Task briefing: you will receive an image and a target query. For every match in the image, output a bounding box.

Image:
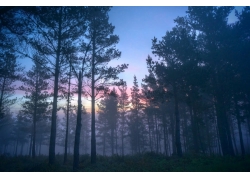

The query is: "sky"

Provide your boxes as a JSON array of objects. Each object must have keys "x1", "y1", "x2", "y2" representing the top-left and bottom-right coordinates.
[
  {"x1": 108, "y1": 6, "x2": 188, "y2": 89},
  {"x1": 11, "y1": 5, "x2": 244, "y2": 113}
]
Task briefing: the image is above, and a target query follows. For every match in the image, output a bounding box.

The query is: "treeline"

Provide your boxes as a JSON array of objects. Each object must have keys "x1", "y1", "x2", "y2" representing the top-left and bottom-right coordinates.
[{"x1": 1, "y1": 6, "x2": 250, "y2": 171}]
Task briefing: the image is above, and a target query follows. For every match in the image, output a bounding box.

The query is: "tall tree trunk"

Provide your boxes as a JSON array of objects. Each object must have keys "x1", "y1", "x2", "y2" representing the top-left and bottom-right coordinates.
[
  {"x1": 155, "y1": 114, "x2": 159, "y2": 154},
  {"x1": 91, "y1": 31, "x2": 96, "y2": 163},
  {"x1": 0, "y1": 75, "x2": 6, "y2": 118},
  {"x1": 39, "y1": 141, "x2": 41, "y2": 156},
  {"x1": 162, "y1": 112, "x2": 168, "y2": 156},
  {"x1": 173, "y1": 83, "x2": 182, "y2": 157},
  {"x1": 189, "y1": 105, "x2": 199, "y2": 154},
  {"x1": 235, "y1": 98, "x2": 245, "y2": 156},
  {"x1": 73, "y1": 71, "x2": 83, "y2": 171},
  {"x1": 20, "y1": 142, "x2": 23, "y2": 156},
  {"x1": 230, "y1": 122, "x2": 238, "y2": 156},
  {"x1": 15, "y1": 140, "x2": 18, "y2": 156},
  {"x1": 121, "y1": 114, "x2": 125, "y2": 156},
  {"x1": 64, "y1": 60, "x2": 72, "y2": 164},
  {"x1": 29, "y1": 135, "x2": 32, "y2": 157},
  {"x1": 214, "y1": 74, "x2": 234, "y2": 156},
  {"x1": 49, "y1": 7, "x2": 62, "y2": 165},
  {"x1": 32, "y1": 76, "x2": 38, "y2": 159},
  {"x1": 170, "y1": 113, "x2": 176, "y2": 155},
  {"x1": 147, "y1": 115, "x2": 153, "y2": 152}
]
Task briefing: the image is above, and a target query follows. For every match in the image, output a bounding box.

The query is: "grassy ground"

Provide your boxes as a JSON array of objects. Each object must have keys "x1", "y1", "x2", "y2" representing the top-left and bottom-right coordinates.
[{"x1": 1, "y1": 152, "x2": 250, "y2": 172}]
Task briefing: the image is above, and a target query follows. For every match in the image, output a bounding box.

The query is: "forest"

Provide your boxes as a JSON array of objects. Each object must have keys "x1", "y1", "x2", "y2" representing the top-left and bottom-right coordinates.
[{"x1": 1, "y1": 6, "x2": 250, "y2": 172}]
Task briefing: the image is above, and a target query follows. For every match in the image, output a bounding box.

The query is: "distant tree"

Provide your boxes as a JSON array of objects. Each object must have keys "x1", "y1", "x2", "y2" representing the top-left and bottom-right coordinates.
[
  {"x1": 0, "y1": 109, "x2": 15, "y2": 154},
  {"x1": 97, "y1": 88, "x2": 119, "y2": 155},
  {"x1": 0, "y1": 51, "x2": 23, "y2": 119},
  {"x1": 118, "y1": 82, "x2": 130, "y2": 156},
  {"x1": 19, "y1": 55, "x2": 51, "y2": 158},
  {"x1": 13, "y1": 111, "x2": 31, "y2": 156},
  {"x1": 128, "y1": 76, "x2": 145, "y2": 154}
]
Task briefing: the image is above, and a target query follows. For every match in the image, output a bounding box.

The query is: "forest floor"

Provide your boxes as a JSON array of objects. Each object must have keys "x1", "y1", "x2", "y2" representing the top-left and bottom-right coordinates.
[{"x1": 1, "y1": 152, "x2": 250, "y2": 172}]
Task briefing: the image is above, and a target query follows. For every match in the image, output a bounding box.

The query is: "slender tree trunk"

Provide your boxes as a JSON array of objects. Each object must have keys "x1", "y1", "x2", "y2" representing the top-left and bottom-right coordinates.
[
  {"x1": 163, "y1": 115, "x2": 167, "y2": 156},
  {"x1": 103, "y1": 119, "x2": 106, "y2": 156},
  {"x1": 0, "y1": 75, "x2": 6, "y2": 118},
  {"x1": 173, "y1": 83, "x2": 182, "y2": 157},
  {"x1": 230, "y1": 122, "x2": 238, "y2": 156},
  {"x1": 20, "y1": 142, "x2": 23, "y2": 156},
  {"x1": 205, "y1": 116, "x2": 212, "y2": 155},
  {"x1": 154, "y1": 114, "x2": 159, "y2": 154},
  {"x1": 73, "y1": 71, "x2": 83, "y2": 170},
  {"x1": 214, "y1": 74, "x2": 234, "y2": 156},
  {"x1": 121, "y1": 113, "x2": 125, "y2": 156},
  {"x1": 49, "y1": 7, "x2": 62, "y2": 165},
  {"x1": 147, "y1": 115, "x2": 153, "y2": 152},
  {"x1": 91, "y1": 31, "x2": 96, "y2": 163},
  {"x1": 64, "y1": 60, "x2": 72, "y2": 164},
  {"x1": 15, "y1": 140, "x2": 18, "y2": 156},
  {"x1": 189, "y1": 105, "x2": 199, "y2": 154},
  {"x1": 39, "y1": 141, "x2": 41, "y2": 156},
  {"x1": 170, "y1": 113, "x2": 176, "y2": 155},
  {"x1": 235, "y1": 98, "x2": 245, "y2": 156},
  {"x1": 29, "y1": 135, "x2": 32, "y2": 157},
  {"x1": 32, "y1": 78, "x2": 38, "y2": 159}
]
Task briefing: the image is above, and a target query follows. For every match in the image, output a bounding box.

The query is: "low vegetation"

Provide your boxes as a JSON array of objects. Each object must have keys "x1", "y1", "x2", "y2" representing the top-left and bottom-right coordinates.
[{"x1": 1, "y1": 153, "x2": 250, "y2": 172}]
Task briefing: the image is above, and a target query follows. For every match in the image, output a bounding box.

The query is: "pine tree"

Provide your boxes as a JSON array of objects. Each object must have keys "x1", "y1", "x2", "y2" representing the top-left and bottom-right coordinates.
[
  {"x1": 83, "y1": 7, "x2": 128, "y2": 163},
  {"x1": 118, "y1": 82, "x2": 130, "y2": 156},
  {"x1": 19, "y1": 55, "x2": 51, "y2": 158}
]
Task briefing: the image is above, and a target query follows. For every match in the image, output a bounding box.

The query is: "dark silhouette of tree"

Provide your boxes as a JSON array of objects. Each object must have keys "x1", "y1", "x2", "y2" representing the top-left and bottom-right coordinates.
[
  {"x1": 97, "y1": 88, "x2": 118, "y2": 155},
  {"x1": 128, "y1": 76, "x2": 145, "y2": 154},
  {"x1": 0, "y1": 52, "x2": 23, "y2": 119},
  {"x1": 83, "y1": 7, "x2": 128, "y2": 163},
  {"x1": 19, "y1": 55, "x2": 51, "y2": 158},
  {"x1": 118, "y1": 82, "x2": 130, "y2": 156},
  {"x1": 186, "y1": 6, "x2": 236, "y2": 156},
  {"x1": 19, "y1": 7, "x2": 88, "y2": 164}
]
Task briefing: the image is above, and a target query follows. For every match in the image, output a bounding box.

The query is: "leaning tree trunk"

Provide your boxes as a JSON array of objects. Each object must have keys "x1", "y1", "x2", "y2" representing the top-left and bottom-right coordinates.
[{"x1": 73, "y1": 71, "x2": 83, "y2": 171}]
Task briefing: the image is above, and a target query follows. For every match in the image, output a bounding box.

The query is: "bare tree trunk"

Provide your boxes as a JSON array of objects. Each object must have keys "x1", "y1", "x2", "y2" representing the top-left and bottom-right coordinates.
[
  {"x1": 49, "y1": 7, "x2": 62, "y2": 165},
  {"x1": 170, "y1": 113, "x2": 176, "y2": 155},
  {"x1": 0, "y1": 75, "x2": 6, "y2": 118},
  {"x1": 32, "y1": 79, "x2": 38, "y2": 159},
  {"x1": 29, "y1": 135, "x2": 32, "y2": 157},
  {"x1": 20, "y1": 142, "x2": 24, "y2": 156},
  {"x1": 64, "y1": 60, "x2": 71, "y2": 164},
  {"x1": 235, "y1": 98, "x2": 245, "y2": 156},
  {"x1": 73, "y1": 71, "x2": 83, "y2": 171},
  {"x1": 15, "y1": 140, "x2": 18, "y2": 157},
  {"x1": 91, "y1": 30, "x2": 96, "y2": 164},
  {"x1": 173, "y1": 83, "x2": 182, "y2": 157}
]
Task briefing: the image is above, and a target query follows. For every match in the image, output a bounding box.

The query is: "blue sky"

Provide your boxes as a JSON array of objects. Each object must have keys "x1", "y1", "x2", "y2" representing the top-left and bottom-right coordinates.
[{"x1": 108, "y1": 6, "x2": 188, "y2": 89}]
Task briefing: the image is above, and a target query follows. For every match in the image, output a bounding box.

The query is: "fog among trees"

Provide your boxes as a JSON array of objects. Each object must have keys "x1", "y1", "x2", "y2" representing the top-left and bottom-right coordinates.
[{"x1": 1, "y1": 6, "x2": 250, "y2": 171}]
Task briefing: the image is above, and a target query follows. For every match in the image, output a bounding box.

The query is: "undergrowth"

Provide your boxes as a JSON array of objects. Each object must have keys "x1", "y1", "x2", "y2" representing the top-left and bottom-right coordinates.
[{"x1": 1, "y1": 152, "x2": 250, "y2": 172}]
